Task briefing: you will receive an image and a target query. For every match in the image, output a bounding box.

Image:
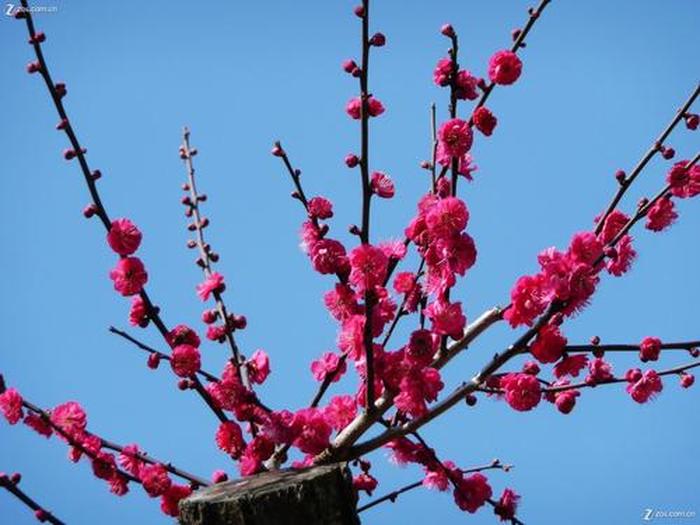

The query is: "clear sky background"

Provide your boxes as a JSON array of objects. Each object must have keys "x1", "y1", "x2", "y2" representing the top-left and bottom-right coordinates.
[{"x1": 1, "y1": 1, "x2": 699, "y2": 524}]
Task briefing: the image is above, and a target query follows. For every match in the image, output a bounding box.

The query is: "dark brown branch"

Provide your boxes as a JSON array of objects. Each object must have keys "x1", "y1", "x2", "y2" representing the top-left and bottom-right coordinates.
[
  {"x1": 109, "y1": 326, "x2": 220, "y2": 383},
  {"x1": 18, "y1": 0, "x2": 229, "y2": 426},
  {"x1": 595, "y1": 84, "x2": 700, "y2": 235},
  {"x1": 0, "y1": 473, "x2": 65, "y2": 525},
  {"x1": 565, "y1": 341, "x2": 700, "y2": 354}
]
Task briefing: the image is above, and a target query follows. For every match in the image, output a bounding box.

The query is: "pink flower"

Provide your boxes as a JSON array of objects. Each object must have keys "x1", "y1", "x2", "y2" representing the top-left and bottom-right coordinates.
[
  {"x1": 0, "y1": 388, "x2": 23, "y2": 425},
  {"x1": 106, "y1": 218, "x2": 142, "y2": 256},
  {"x1": 349, "y1": 244, "x2": 389, "y2": 293},
  {"x1": 422, "y1": 462, "x2": 452, "y2": 491},
  {"x1": 378, "y1": 239, "x2": 407, "y2": 261},
  {"x1": 503, "y1": 274, "x2": 547, "y2": 327},
  {"x1": 215, "y1": 421, "x2": 246, "y2": 458},
  {"x1": 386, "y1": 438, "x2": 419, "y2": 466},
  {"x1": 92, "y1": 452, "x2": 117, "y2": 481},
  {"x1": 309, "y1": 239, "x2": 349, "y2": 275},
  {"x1": 246, "y1": 349, "x2": 270, "y2": 384},
  {"x1": 338, "y1": 315, "x2": 365, "y2": 360},
  {"x1": 680, "y1": 373, "x2": 694, "y2": 388},
  {"x1": 667, "y1": 161, "x2": 700, "y2": 198},
  {"x1": 128, "y1": 295, "x2": 148, "y2": 327},
  {"x1": 292, "y1": 408, "x2": 332, "y2": 455},
  {"x1": 308, "y1": 196, "x2": 334, "y2": 220},
  {"x1": 488, "y1": 50, "x2": 522, "y2": 85},
  {"x1": 453, "y1": 472, "x2": 492, "y2": 513},
  {"x1": 437, "y1": 119, "x2": 473, "y2": 159},
  {"x1": 639, "y1": 336, "x2": 662, "y2": 362},
  {"x1": 170, "y1": 344, "x2": 201, "y2": 378},
  {"x1": 395, "y1": 367, "x2": 444, "y2": 418},
  {"x1": 324, "y1": 395, "x2": 357, "y2": 431},
  {"x1": 627, "y1": 370, "x2": 663, "y2": 403},
  {"x1": 139, "y1": 464, "x2": 172, "y2": 498},
  {"x1": 196, "y1": 272, "x2": 225, "y2": 301},
  {"x1": 299, "y1": 220, "x2": 321, "y2": 253},
  {"x1": 166, "y1": 324, "x2": 201, "y2": 349},
  {"x1": 109, "y1": 257, "x2": 148, "y2": 296},
  {"x1": 371, "y1": 171, "x2": 395, "y2": 198},
  {"x1": 353, "y1": 473, "x2": 378, "y2": 496},
  {"x1": 598, "y1": 210, "x2": 630, "y2": 244},
  {"x1": 472, "y1": 107, "x2": 497, "y2": 136},
  {"x1": 50, "y1": 401, "x2": 87, "y2": 439},
  {"x1": 394, "y1": 272, "x2": 417, "y2": 294},
  {"x1": 311, "y1": 352, "x2": 347, "y2": 383},
  {"x1": 433, "y1": 58, "x2": 453, "y2": 86},
  {"x1": 425, "y1": 300, "x2": 466, "y2": 340},
  {"x1": 646, "y1": 196, "x2": 678, "y2": 231},
  {"x1": 345, "y1": 96, "x2": 385, "y2": 119},
  {"x1": 568, "y1": 232, "x2": 603, "y2": 266},
  {"x1": 606, "y1": 234, "x2": 636, "y2": 277},
  {"x1": 23, "y1": 413, "x2": 52, "y2": 437},
  {"x1": 586, "y1": 357, "x2": 614, "y2": 385},
  {"x1": 530, "y1": 324, "x2": 567, "y2": 364},
  {"x1": 425, "y1": 196, "x2": 469, "y2": 238},
  {"x1": 548, "y1": 383, "x2": 580, "y2": 415},
  {"x1": 554, "y1": 354, "x2": 588, "y2": 378},
  {"x1": 494, "y1": 488, "x2": 520, "y2": 521},
  {"x1": 324, "y1": 284, "x2": 360, "y2": 321},
  {"x1": 109, "y1": 474, "x2": 129, "y2": 497},
  {"x1": 501, "y1": 373, "x2": 541, "y2": 411},
  {"x1": 405, "y1": 329, "x2": 439, "y2": 368},
  {"x1": 118, "y1": 444, "x2": 143, "y2": 477},
  {"x1": 455, "y1": 70, "x2": 479, "y2": 100},
  {"x1": 160, "y1": 484, "x2": 191, "y2": 517}
]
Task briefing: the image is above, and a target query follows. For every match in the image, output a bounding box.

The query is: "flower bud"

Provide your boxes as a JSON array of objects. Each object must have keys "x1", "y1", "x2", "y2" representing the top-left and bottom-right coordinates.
[
  {"x1": 147, "y1": 353, "x2": 161, "y2": 370},
  {"x1": 26, "y1": 61, "x2": 41, "y2": 74},
  {"x1": 345, "y1": 154, "x2": 359, "y2": 168},
  {"x1": 178, "y1": 146, "x2": 188, "y2": 159},
  {"x1": 680, "y1": 373, "x2": 695, "y2": 389},
  {"x1": 465, "y1": 393, "x2": 477, "y2": 406},
  {"x1": 63, "y1": 149, "x2": 76, "y2": 160},
  {"x1": 342, "y1": 59, "x2": 357, "y2": 73},
  {"x1": 10, "y1": 473, "x2": 21, "y2": 484},
  {"x1": 511, "y1": 28, "x2": 522, "y2": 41},
  {"x1": 83, "y1": 203, "x2": 97, "y2": 218},
  {"x1": 202, "y1": 309, "x2": 218, "y2": 324},
  {"x1": 35, "y1": 510, "x2": 49, "y2": 523},
  {"x1": 590, "y1": 335, "x2": 600, "y2": 346},
  {"x1": 177, "y1": 379, "x2": 190, "y2": 390},
  {"x1": 353, "y1": 5, "x2": 365, "y2": 17},
  {"x1": 271, "y1": 143, "x2": 284, "y2": 157},
  {"x1": 614, "y1": 169, "x2": 626, "y2": 184},
  {"x1": 56, "y1": 118, "x2": 68, "y2": 130},
  {"x1": 91, "y1": 169, "x2": 102, "y2": 180},
  {"x1": 369, "y1": 33, "x2": 386, "y2": 47},
  {"x1": 420, "y1": 160, "x2": 431, "y2": 170},
  {"x1": 625, "y1": 368, "x2": 642, "y2": 383},
  {"x1": 212, "y1": 470, "x2": 228, "y2": 483},
  {"x1": 29, "y1": 32, "x2": 46, "y2": 44},
  {"x1": 55, "y1": 82, "x2": 67, "y2": 98},
  {"x1": 440, "y1": 24, "x2": 454, "y2": 37},
  {"x1": 661, "y1": 147, "x2": 675, "y2": 160},
  {"x1": 186, "y1": 239, "x2": 197, "y2": 249},
  {"x1": 685, "y1": 113, "x2": 699, "y2": 130},
  {"x1": 522, "y1": 361, "x2": 540, "y2": 375}
]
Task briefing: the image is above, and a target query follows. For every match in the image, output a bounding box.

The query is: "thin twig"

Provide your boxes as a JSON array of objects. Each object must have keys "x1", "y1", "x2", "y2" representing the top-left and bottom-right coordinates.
[{"x1": 0, "y1": 473, "x2": 65, "y2": 525}]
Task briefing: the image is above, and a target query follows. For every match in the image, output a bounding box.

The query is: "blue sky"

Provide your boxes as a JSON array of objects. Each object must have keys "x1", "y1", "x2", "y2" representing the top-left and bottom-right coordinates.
[{"x1": 1, "y1": 1, "x2": 699, "y2": 524}]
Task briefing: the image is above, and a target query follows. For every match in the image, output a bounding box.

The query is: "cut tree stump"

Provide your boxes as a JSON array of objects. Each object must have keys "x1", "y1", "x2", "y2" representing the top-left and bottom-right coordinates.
[{"x1": 178, "y1": 463, "x2": 360, "y2": 525}]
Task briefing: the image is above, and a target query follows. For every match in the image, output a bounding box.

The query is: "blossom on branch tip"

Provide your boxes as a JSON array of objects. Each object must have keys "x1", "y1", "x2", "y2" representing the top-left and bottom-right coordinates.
[
  {"x1": 310, "y1": 239, "x2": 350, "y2": 276},
  {"x1": 160, "y1": 484, "x2": 191, "y2": 517},
  {"x1": 680, "y1": 373, "x2": 694, "y2": 388},
  {"x1": 488, "y1": 50, "x2": 522, "y2": 85},
  {"x1": 353, "y1": 472, "x2": 378, "y2": 495},
  {"x1": 586, "y1": 357, "x2": 614, "y2": 385},
  {"x1": 667, "y1": 160, "x2": 700, "y2": 198},
  {"x1": 128, "y1": 295, "x2": 148, "y2": 327},
  {"x1": 453, "y1": 472, "x2": 492, "y2": 513},
  {"x1": 0, "y1": 388, "x2": 23, "y2": 425}
]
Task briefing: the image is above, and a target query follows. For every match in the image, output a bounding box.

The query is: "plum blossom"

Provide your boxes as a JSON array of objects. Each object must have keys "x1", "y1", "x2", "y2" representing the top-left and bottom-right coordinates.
[
  {"x1": 50, "y1": 401, "x2": 87, "y2": 439},
  {"x1": 530, "y1": 324, "x2": 567, "y2": 364},
  {"x1": 139, "y1": 464, "x2": 172, "y2": 498},
  {"x1": 0, "y1": 388, "x2": 23, "y2": 425},
  {"x1": 646, "y1": 196, "x2": 678, "y2": 231},
  {"x1": 437, "y1": 119, "x2": 473, "y2": 160},
  {"x1": 472, "y1": 107, "x2": 497, "y2": 136},
  {"x1": 488, "y1": 50, "x2": 522, "y2": 85},
  {"x1": 324, "y1": 395, "x2": 357, "y2": 431},
  {"x1": 170, "y1": 344, "x2": 201, "y2": 378},
  {"x1": 107, "y1": 218, "x2": 142, "y2": 256},
  {"x1": 215, "y1": 421, "x2": 246, "y2": 458},
  {"x1": 639, "y1": 336, "x2": 662, "y2": 362},
  {"x1": 453, "y1": 472, "x2": 492, "y2": 513},
  {"x1": 311, "y1": 352, "x2": 347, "y2": 383},
  {"x1": 501, "y1": 373, "x2": 541, "y2": 411},
  {"x1": 309, "y1": 239, "x2": 349, "y2": 275},
  {"x1": 196, "y1": 272, "x2": 225, "y2": 301},
  {"x1": 371, "y1": 171, "x2": 395, "y2": 198},
  {"x1": 246, "y1": 350, "x2": 270, "y2": 384},
  {"x1": 348, "y1": 244, "x2": 388, "y2": 293},
  {"x1": 307, "y1": 196, "x2": 334, "y2": 220},
  {"x1": 494, "y1": 488, "x2": 520, "y2": 521},
  {"x1": 346, "y1": 96, "x2": 385, "y2": 119},
  {"x1": 627, "y1": 370, "x2": 663, "y2": 403},
  {"x1": 160, "y1": 484, "x2": 191, "y2": 517},
  {"x1": 109, "y1": 257, "x2": 148, "y2": 296},
  {"x1": 666, "y1": 160, "x2": 700, "y2": 198},
  {"x1": 425, "y1": 300, "x2": 466, "y2": 340}
]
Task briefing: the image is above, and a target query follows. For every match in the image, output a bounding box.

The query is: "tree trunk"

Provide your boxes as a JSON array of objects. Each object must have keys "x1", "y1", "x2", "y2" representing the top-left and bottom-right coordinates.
[{"x1": 179, "y1": 463, "x2": 360, "y2": 525}]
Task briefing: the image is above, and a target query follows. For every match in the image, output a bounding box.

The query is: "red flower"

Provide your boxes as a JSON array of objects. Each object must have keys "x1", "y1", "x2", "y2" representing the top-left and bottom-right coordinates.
[
  {"x1": 349, "y1": 244, "x2": 389, "y2": 293},
  {"x1": 307, "y1": 196, "x2": 334, "y2": 220},
  {"x1": 107, "y1": 218, "x2": 142, "y2": 256},
  {"x1": 627, "y1": 370, "x2": 663, "y2": 403},
  {"x1": 488, "y1": 50, "x2": 522, "y2": 85},
  {"x1": 310, "y1": 352, "x2": 347, "y2": 383},
  {"x1": 494, "y1": 488, "x2": 520, "y2": 521},
  {"x1": 501, "y1": 373, "x2": 541, "y2": 411},
  {"x1": 472, "y1": 107, "x2": 497, "y2": 136},
  {"x1": 0, "y1": 388, "x2": 24, "y2": 425},
  {"x1": 646, "y1": 196, "x2": 678, "y2": 232},
  {"x1": 371, "y1": 171, "x2": 395, "y2": 198},
  {"x1": 437, "y1": 118, "x2": 473, "y2": 159},
  {"x1": 246, "y1": 349, "x2": 270, "y2": 384},
  {"x1": 139, "y1": 464, "x2": 172, "y2": 498},
  {"x1": 170, "y1": 344, "x2": 201, "y2": 377},
  {"x1": 639, "y1": 336, "x2": 662, "y2": 362},
  {"x1": 215, "y1": 421, "x2": 246, "y2": 458},
  {"x1": 50, "y1": 401, "x2": 87, "y2": 439},
  {"x1": 109, "y1": 257, "x2": 148, "y2": 296},
  {"x1": 160, "y1": 484, "x2": 191, "y2": 517},
  {"x1": 453, "y1": 472, "x2": 492, "y2": 513},
  {"x1": 530, "y1": 324, "x2": 567, "y2": 364},
  {"x1": 196, "y1": 272, "x2": 225, "y2": 301}
]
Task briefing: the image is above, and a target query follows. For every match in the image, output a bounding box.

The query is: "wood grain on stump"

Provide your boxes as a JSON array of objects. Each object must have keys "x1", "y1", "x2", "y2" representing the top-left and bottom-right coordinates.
[{"x1": 179, "y1": 463, "x2": 360, "y2": 525}]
